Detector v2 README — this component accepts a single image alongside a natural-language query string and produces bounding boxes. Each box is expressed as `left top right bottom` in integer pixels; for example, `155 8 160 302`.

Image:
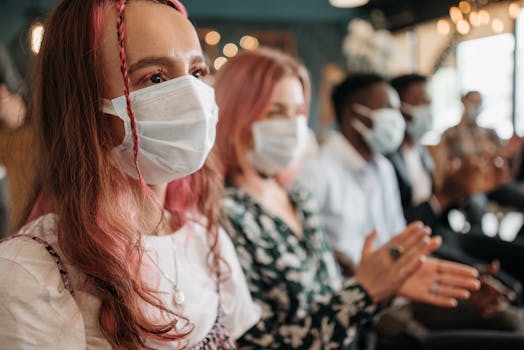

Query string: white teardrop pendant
174 287 185 305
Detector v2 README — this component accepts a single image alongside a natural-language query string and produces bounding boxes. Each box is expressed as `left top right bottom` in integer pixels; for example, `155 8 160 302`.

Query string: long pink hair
18 0 224 349
213 48 311 182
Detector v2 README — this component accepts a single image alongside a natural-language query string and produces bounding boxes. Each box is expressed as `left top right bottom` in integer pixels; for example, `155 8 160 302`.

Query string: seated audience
298 73 524 336
389 74 524 298
214 48 480 349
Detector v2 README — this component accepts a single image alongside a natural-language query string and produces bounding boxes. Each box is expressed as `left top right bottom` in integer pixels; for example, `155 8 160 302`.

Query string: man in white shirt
299 74 524 335
298 74 407 268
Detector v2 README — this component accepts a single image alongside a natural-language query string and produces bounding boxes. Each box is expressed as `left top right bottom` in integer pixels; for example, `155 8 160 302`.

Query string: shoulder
0 215 85 348
375 153 397 177
0 214 59 274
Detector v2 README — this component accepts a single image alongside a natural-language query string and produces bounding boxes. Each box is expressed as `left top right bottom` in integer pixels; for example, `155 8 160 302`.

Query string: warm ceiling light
450 6 463 23
457 19 471 35
459 1 471 14
214 57 228 71
239 35 259 51
469 11 481 27
205 31 221 46
492 18 504 33
479 10 490 25
30 22 44 55
329 0 369 8
509 2 521 19
437 19 451 35
223 43 239 57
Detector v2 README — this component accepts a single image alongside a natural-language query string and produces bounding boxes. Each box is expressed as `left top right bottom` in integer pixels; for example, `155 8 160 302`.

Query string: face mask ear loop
353 103 373 120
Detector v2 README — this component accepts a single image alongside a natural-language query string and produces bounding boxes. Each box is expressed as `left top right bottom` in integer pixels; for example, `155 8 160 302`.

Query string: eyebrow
127 54 206 75
128 56 174 75
271 102 305 109
190 54 206 66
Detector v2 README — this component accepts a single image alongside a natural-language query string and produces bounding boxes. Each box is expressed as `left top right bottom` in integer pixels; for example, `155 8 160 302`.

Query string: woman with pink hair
214 48 480 349
0 0 259 349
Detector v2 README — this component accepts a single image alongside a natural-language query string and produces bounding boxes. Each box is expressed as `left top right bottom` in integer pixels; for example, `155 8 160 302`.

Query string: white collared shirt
402 144 432 206
298 131 406 263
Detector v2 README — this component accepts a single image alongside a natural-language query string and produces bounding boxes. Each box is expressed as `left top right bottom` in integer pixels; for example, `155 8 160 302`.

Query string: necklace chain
145 235 185 306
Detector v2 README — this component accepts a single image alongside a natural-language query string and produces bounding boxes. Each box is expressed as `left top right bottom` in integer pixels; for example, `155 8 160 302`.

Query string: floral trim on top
224 184 380 350
190 303 235 350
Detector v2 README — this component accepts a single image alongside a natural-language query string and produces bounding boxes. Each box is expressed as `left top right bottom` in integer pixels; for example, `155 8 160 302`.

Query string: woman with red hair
214 48 480 349
0 0 259 349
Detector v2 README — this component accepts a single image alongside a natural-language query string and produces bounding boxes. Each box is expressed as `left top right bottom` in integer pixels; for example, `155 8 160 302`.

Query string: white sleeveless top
0 214 260 349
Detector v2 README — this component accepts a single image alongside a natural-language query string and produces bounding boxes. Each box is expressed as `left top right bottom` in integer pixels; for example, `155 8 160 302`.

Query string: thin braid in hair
115 0 149 193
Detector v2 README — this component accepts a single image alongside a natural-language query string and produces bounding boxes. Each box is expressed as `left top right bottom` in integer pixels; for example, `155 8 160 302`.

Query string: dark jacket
387 145 441 229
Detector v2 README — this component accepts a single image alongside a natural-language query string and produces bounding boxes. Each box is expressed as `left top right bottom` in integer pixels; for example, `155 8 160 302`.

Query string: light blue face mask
352 103 406 154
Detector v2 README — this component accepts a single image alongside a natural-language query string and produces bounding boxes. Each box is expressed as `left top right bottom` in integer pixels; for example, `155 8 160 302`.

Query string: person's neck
144 183 175 236
341 127 373 161
403 133 414 148
461 115 477 127
234 173 285 203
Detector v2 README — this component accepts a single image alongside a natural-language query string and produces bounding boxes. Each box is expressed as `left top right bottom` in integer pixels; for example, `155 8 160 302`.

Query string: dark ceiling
368 0 509 31
0 0 513 44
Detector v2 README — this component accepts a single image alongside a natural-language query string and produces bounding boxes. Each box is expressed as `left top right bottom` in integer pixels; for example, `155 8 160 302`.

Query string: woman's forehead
99 1 200 65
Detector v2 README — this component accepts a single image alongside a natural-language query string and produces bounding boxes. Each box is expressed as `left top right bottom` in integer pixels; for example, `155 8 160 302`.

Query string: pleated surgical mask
247 116 308 176
102 75 218 185
352 103 406 154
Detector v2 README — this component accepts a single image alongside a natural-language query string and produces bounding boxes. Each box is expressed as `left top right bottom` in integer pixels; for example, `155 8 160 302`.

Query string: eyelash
137 64 210 86
191 65 209 79
138 69 167 85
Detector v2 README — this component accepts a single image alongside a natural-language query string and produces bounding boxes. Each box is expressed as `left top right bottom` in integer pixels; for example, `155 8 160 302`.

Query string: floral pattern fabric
224 185 379 350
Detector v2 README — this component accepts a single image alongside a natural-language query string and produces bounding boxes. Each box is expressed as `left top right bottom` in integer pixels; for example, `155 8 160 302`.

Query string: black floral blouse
224 184 380 350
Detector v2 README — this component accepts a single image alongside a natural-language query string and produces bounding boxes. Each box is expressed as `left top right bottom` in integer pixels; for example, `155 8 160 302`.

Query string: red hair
214 48 311 181
18 0 224 349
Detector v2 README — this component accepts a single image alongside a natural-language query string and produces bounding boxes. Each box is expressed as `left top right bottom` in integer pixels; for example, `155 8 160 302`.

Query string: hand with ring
397 258 480 307
355 222 441 303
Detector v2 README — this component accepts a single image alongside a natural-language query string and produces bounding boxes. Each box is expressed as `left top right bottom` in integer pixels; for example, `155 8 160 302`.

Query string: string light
492 18 504 33
30 22 44 55
205 31 221 46
223 43 239 57
469 11 481 27
479 10 490 25
509 2 521 19
239 35 260 51
459 1 472 14
437 19 451 35
450 6 463 23
457 19 471 34
214 57 228 70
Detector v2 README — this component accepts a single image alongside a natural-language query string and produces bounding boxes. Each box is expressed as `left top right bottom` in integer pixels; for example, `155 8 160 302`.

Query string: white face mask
352 103 406 154
247 116 308 176
402 103 433 142
465 105 482 121
102 75 218 185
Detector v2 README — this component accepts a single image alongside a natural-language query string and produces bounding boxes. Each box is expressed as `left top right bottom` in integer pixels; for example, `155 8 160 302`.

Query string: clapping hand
398 258 480 307
355 222 441 303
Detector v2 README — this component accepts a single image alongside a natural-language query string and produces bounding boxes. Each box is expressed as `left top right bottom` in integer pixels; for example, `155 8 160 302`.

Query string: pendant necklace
146 235 185 306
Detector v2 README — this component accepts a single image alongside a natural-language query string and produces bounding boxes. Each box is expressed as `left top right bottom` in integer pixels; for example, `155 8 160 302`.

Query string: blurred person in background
215 48 481 350
0 43 27 237
441 91 524 228
299 73 524 340
388 74 524 328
